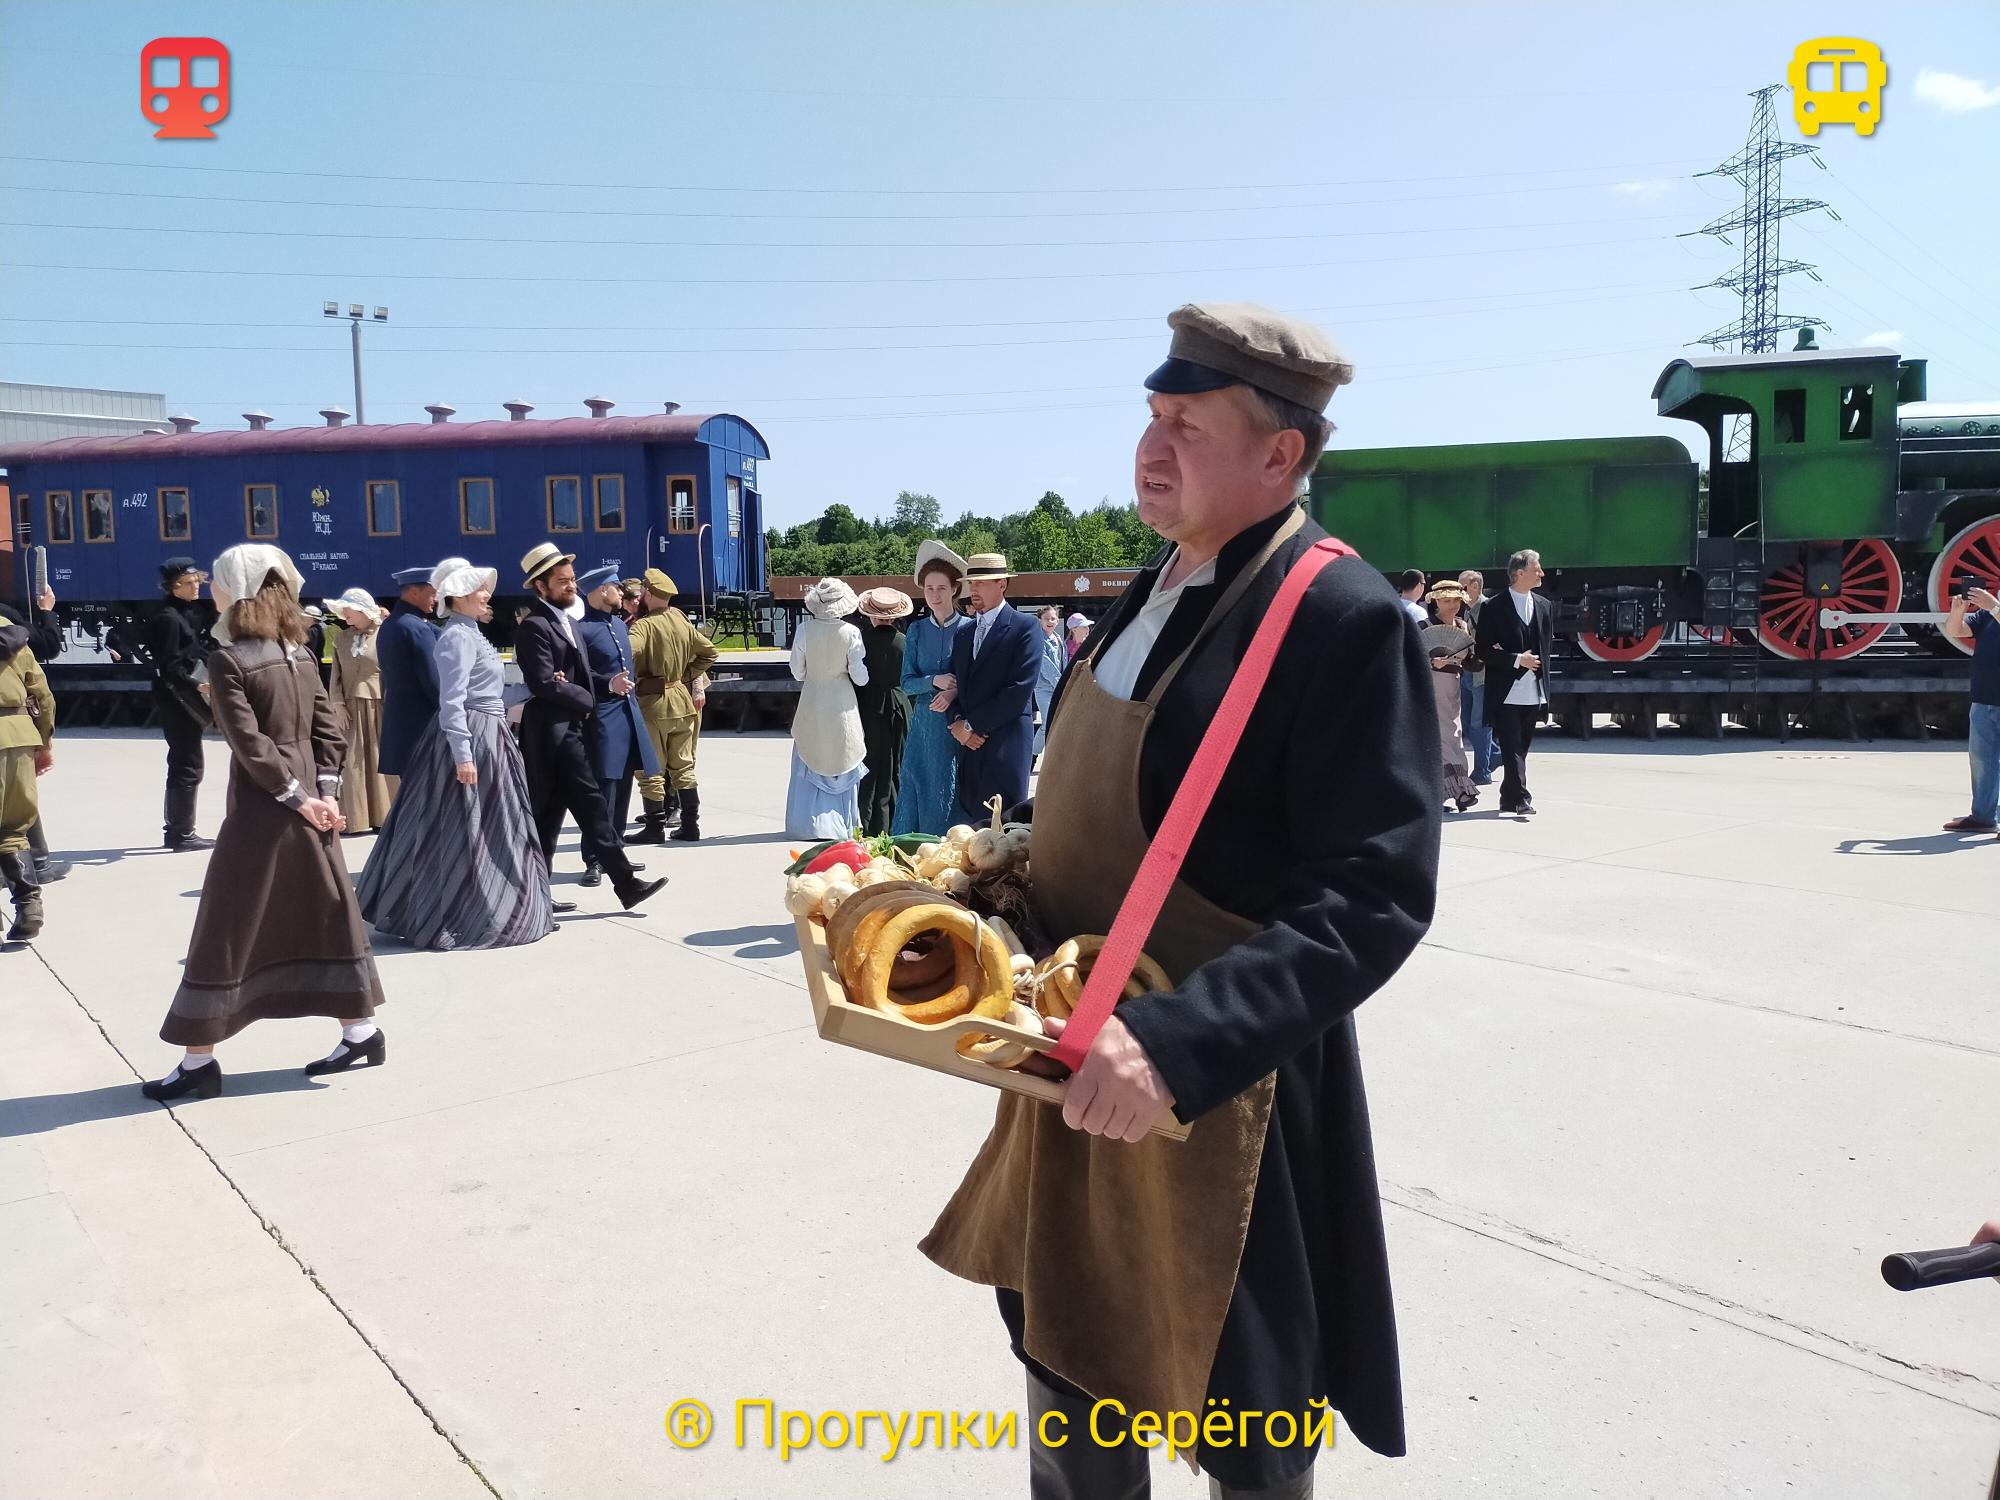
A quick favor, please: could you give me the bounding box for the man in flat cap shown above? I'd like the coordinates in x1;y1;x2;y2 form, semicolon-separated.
628;568;718;842
375;562;444;795
516;544;667;912
922;303;1440;1496
573;563;659;885
148;557;216;850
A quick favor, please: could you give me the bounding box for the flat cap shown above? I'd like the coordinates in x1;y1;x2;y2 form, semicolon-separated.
160;556;204;582
1145;301;1354;413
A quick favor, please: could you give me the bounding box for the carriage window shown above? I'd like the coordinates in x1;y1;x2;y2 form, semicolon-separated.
1839;384;1873;440
159;486;191;542
366;479;401;536
1773;388;1806;445
83;489;115;542
546;475;582;533
667;476;697;534
726;476;742;538
459;477;494;535
46;490;73;543
593;474;625;530
245;483;278;539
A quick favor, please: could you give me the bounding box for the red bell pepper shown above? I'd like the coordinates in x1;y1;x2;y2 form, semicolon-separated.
802;840;870;876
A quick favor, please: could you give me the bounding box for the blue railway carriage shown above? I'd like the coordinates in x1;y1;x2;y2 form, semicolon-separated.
0;398;770;619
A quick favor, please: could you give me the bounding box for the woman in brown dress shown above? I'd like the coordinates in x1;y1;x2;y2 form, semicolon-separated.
1425;579;1479;812
324;586;394;833
141;545;388;1103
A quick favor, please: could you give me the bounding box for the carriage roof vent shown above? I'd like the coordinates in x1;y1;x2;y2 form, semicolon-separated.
584;396;615;418
503;399;534;421
242;410;273;431
318;407;350;428
168;414;200;434
424;403;456;424
661;401;681;415
142;426;170;436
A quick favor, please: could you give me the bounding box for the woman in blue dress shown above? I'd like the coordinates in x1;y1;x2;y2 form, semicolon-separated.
892;541;971;837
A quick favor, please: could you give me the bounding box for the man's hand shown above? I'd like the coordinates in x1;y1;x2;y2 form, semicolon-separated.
195;681;211;699
610;670;634;696
1969;586;1999;613
1046;1014;1175;1143
35;588;55;612
1974;1219;2000;1284
1517;651;1541;672
33;746;53;776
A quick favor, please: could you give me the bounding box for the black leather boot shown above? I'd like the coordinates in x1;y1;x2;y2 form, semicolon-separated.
2;852;43;941
578;860;603;888
662;788;682;829
164;786;214;851
629;798;667;845
669;787;700;842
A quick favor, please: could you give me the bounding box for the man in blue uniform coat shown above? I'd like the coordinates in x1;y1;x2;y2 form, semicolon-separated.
947;552;1043;819
375;562;444;787
574;565;659;887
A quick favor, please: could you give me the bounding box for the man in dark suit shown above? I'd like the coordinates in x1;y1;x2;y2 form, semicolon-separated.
946;552;1043;819
515;543;666;913
573;564;659;886
1474;547;1553;815
375;563;443;789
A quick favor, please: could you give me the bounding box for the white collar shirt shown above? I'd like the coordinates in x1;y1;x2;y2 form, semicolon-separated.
1504;588;1547;706
972;601;1007;657
1091;549;1219;702
542;598;577;649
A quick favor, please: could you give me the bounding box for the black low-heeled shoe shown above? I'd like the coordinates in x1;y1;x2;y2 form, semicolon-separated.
304;1028;386;1077
578;861;603;888
141;1060;224;1101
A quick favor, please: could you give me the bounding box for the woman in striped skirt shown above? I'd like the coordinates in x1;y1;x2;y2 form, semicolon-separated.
357;561;554;950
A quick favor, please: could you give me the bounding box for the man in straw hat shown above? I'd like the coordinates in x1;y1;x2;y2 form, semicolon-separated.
944;551;1043;820
920;303;1441;1495
627;568;718;842
515;543;667;912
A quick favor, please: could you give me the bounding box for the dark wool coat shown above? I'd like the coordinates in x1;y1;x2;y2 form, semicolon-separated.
947;602;1042;818
375;600;441;778
1473;590;1554;726
1004;504;1441;1465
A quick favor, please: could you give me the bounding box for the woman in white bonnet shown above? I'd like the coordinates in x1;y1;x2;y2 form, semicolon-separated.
141;544;387;1102
324;586;393;834
785;576;870;839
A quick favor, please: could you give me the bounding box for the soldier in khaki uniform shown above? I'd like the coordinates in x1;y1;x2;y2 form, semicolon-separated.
629;569;719;842
0;621;56;941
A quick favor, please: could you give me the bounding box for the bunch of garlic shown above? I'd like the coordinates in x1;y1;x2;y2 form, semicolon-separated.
785;862;860;920
911;798;1031;891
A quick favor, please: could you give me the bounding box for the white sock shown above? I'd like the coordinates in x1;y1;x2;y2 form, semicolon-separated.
342;1023;378;1045
156;1053;213;1085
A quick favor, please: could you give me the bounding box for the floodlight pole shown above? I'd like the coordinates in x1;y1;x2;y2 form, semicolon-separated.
323;301;389;424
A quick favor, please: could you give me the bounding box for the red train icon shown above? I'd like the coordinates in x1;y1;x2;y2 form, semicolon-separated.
140;38;231;140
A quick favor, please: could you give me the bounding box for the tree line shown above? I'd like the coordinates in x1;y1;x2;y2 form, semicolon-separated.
764;491;1162;578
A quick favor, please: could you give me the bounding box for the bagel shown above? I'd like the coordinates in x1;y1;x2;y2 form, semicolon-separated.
955;1001;1045;1070
1034;934;1173;1021
863;904;1013;1026
889;932;956;990
827;880;945;990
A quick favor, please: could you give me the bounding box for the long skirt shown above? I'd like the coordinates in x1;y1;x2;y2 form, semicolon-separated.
337;696;395;834
786;752;865;841
891;700;960;837
858;702;909;837
162;779;385;1047
356;709;554;950
1432;667;1477;805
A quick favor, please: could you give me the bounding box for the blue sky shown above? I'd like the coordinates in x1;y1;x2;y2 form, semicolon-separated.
2;1;1996;532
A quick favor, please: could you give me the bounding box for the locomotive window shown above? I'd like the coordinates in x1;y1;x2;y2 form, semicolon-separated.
726;475;742;538
1839;384;1873;440
245;483;279;539
546;475;582;533
366;480;402;536
593;474;625;531
159;486;191;542
46;491;73;544
83;489;115;543
1719;412;1752;462
667;476;697;534
459;477;495;535
1773;388;1805;445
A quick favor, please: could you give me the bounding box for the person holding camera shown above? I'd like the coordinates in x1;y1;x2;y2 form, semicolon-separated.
1941;579;2000;835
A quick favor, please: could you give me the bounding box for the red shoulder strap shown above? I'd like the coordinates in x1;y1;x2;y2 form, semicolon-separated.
1048;536;1355;1073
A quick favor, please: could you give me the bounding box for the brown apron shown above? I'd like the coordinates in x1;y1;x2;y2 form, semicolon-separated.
920;512;1303;1456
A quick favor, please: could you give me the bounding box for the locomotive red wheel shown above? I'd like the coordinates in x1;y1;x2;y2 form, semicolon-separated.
1575;620;1665;663
1924;514;2000;657
1755;538;1902;661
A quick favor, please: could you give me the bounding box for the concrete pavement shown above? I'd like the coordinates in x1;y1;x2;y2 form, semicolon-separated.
3;727;1996;1498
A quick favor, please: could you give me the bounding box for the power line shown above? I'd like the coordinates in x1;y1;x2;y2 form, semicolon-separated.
0;174;1704;224
0;210;1687;254
0;231;1679;289
0;151;1715;201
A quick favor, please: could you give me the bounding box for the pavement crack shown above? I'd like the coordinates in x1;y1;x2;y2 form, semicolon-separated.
29;947;507;1499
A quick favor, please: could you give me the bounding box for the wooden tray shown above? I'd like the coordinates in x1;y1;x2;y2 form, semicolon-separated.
795;916;1191;1142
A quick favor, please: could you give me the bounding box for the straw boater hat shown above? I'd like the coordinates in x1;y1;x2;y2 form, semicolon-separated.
430;557;498;618
1426;580;1469;603
858;586;913;622
912;539;969;597
519;541;575;587
963;552;1015;581
803;577;860;620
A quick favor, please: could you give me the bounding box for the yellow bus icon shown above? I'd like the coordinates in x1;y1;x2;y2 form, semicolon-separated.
1790;38;1885;136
